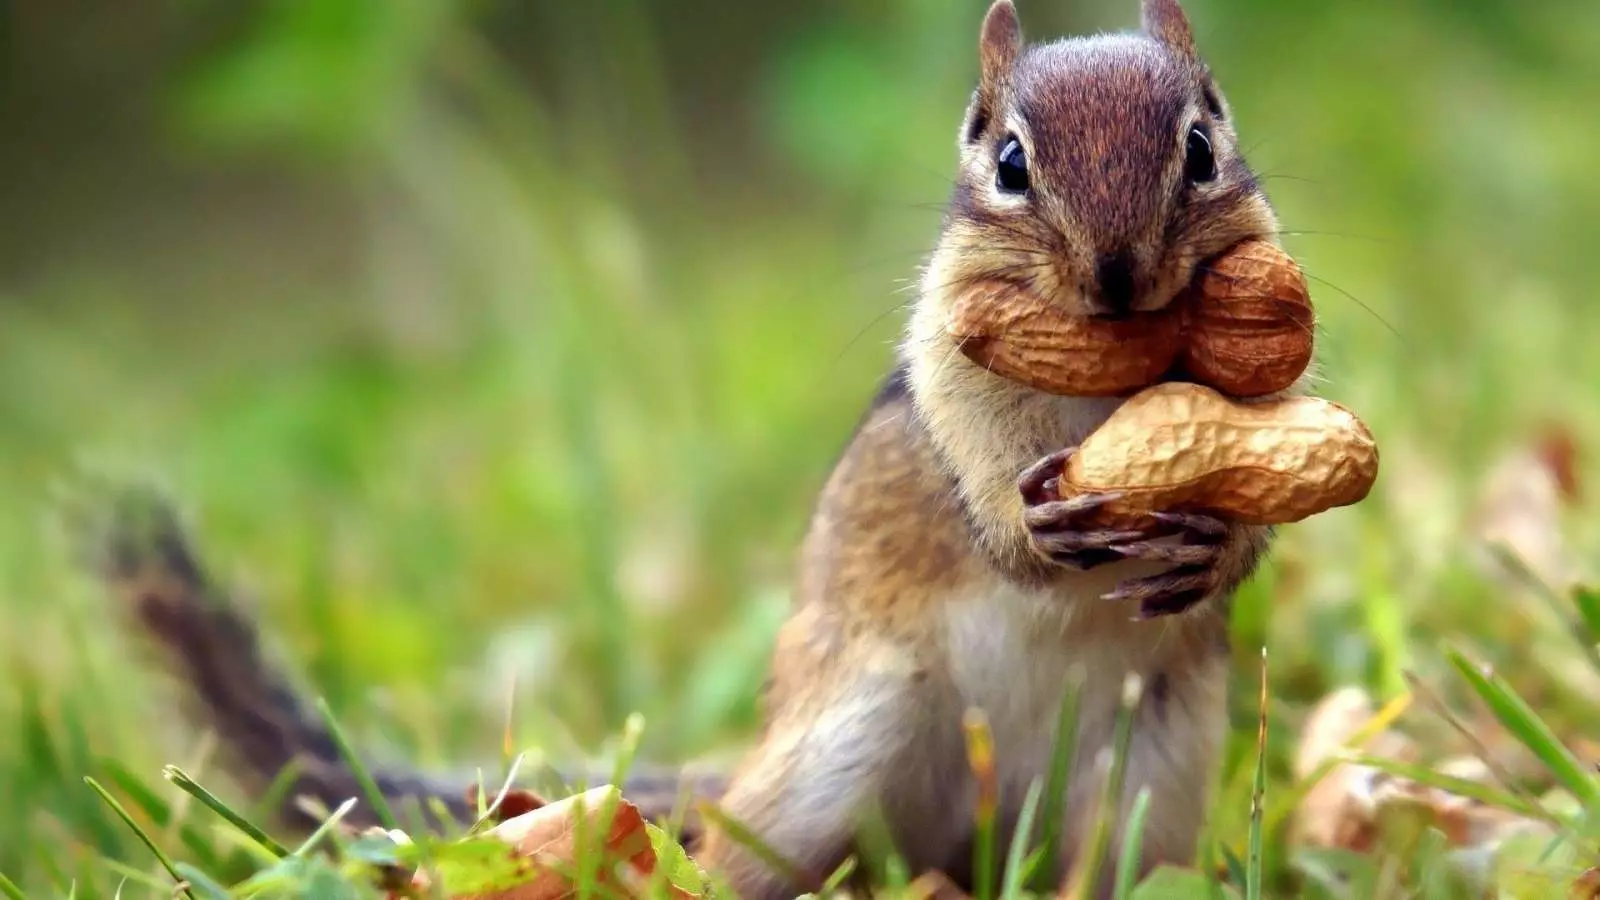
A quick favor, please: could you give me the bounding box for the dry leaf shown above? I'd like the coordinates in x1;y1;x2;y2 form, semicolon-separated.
409;785;702;900
906;870;972;900
1471;425;1582;591
1292;687;1548;857
1294;686;1414;850
1294;686;1410;781
1571;867;1600;899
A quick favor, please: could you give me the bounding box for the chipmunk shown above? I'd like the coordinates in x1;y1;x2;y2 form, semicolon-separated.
80;1;1296;897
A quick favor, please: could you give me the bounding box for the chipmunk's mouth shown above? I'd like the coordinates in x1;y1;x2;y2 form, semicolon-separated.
941;278;1182;398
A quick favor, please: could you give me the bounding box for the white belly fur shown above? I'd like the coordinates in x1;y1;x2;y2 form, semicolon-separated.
941;571;1227;872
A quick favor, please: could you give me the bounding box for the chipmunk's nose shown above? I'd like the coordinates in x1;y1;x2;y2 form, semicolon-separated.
1093;251;1137;316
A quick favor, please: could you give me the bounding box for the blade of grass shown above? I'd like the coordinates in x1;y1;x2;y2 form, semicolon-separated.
160;733;215;873
162;765;291;858
18;682;121;856
252;757;305;825
820;856;858;895
558;324;638;723
606;714;645;808
1063;672;1142;900
860;807;912;891
27;831;72;898
172;864;230;900
0;870;28;900
1219;845;1247;892
1000;779;1043;900
1030;667;1083;891
83;777;195;900
1254;690;1412;851
57;700;125;855
1110;787;1151;900
398;800;449;900
501;674;517;779
1483;544;1600;674
1444;644;1600;808
574;714;646;900
1401;670;1565;832
572;786;603;900
1200;841;1225;900
1363;589;1408;701
964;708;999;900
695;803;815;894
465;753;526;836
1246;648;1268;900
473;767;488;820
1339;754;1550;820
313;697;400;831
93;858;172;894
97;760;227;871
289;798;359;857
425;795;465;836
1574;586;1600;646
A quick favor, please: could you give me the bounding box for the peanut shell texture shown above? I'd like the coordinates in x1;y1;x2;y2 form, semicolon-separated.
1179;239;1315;397
944;281;1181;397
1061;382;1379;527
944;239;1314;399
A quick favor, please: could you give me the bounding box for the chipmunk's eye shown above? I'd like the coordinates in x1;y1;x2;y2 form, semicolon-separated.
996;136;1029;194
1185;125;1216;183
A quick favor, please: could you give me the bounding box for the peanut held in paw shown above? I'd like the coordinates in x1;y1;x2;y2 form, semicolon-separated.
1178;239;1315;397
1060;382;1378;527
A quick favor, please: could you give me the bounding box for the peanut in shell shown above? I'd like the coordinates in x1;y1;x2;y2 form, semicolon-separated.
945;281;1180;397
1061;382;1378;527
1178;240;1315;397
944;239;1314;399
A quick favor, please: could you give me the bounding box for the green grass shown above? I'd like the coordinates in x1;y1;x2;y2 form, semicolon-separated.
4;0;1600;896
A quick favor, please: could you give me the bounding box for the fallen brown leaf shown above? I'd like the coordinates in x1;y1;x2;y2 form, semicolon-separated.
1292;687;1550;859
1471;425;1583;592
906;870;972;900
1293;686;1414;850
397;785;702;900
1571;866;1600;899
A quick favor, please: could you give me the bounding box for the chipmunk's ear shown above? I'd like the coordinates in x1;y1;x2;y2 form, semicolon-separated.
1141;0;1197;59
978;0;1022;95
965;0;1021;145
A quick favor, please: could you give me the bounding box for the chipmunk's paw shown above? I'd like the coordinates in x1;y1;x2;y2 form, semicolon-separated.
1101;512;1230;617
1019;448;1142;571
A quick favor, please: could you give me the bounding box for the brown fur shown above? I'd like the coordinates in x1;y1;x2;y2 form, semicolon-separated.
80;2;1296;898
700;0;1290;895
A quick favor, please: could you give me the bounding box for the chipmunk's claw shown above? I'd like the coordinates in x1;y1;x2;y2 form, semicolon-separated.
1100;510;1231;617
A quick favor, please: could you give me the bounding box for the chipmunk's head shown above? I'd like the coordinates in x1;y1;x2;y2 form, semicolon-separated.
925;0;1277;319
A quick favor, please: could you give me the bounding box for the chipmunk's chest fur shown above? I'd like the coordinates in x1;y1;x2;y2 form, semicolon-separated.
931;573;1227;877
942;573;1171;788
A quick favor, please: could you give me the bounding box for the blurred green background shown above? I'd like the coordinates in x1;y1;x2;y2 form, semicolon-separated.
3;0;1599;895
